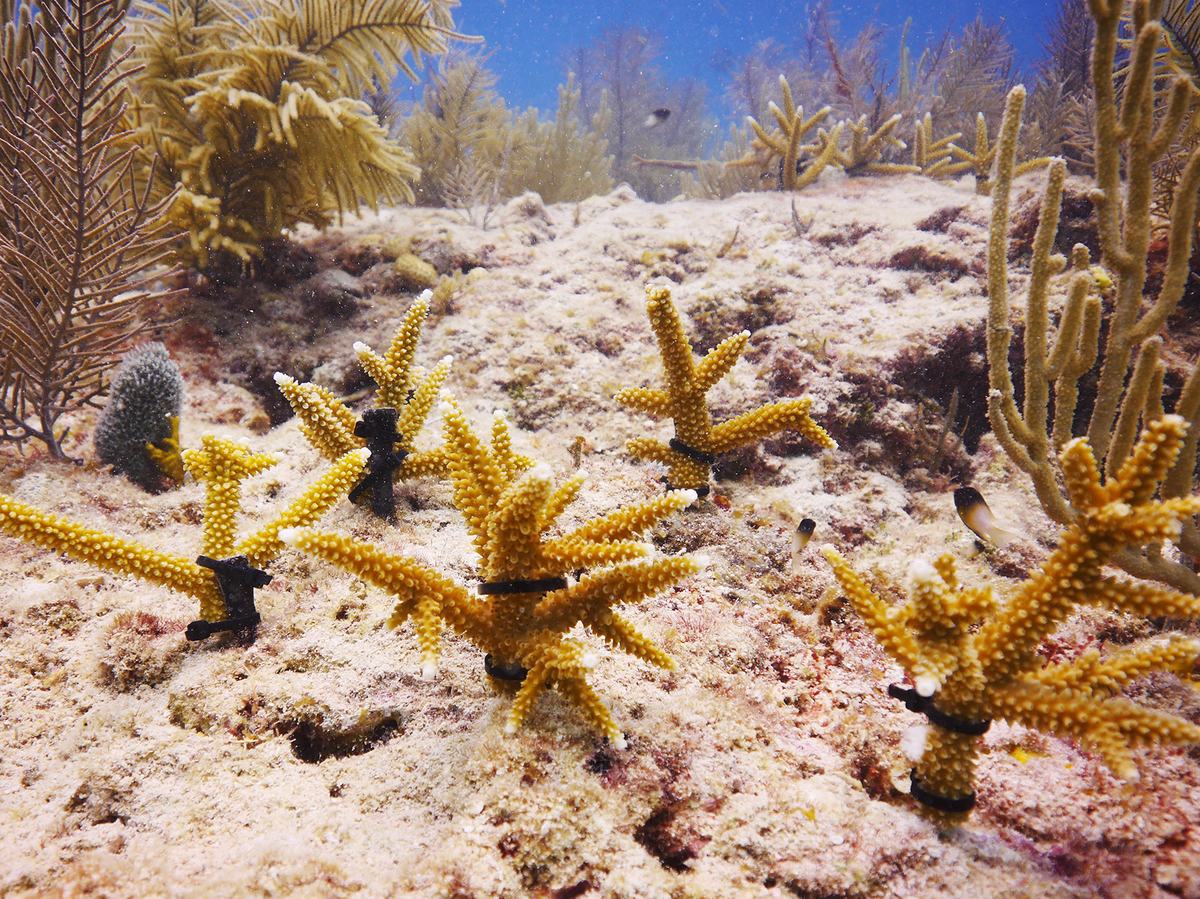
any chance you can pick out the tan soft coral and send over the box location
[823,415,1200,823]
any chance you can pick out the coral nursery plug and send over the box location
[822,416,1200,823]
[616,284,835,495]
[282,400,703,746]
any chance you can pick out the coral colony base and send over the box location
[2,0,1200,894]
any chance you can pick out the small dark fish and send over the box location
[792,517,816,568]
[644,108,671,128]
[953,487,1016,548]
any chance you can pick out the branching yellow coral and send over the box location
[282,400,701,745]
[615,284,835,492]
[822,416,1200,822]
[0,437,366,631]
[836,115,921,177]
[944,112,1050,195]
[275,292,451,518]
[731,75,842,190]
[987,0,1200,594]
[911,113,960,178]
[146,415,185,486]
[126,0,476,267]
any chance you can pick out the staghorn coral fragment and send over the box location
[275,292,452,519]
[911,113,961,178]
[615,284,835,493]
[282,400,701,745]
[823,416,1200,823]
[0,437,366,632]
[145,416,186,488]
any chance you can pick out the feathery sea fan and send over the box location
[0,0,178,458]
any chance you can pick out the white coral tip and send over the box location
[680,488,699,504]
[900,723,928,762]
[272,371,292,385]
[440,355,454,365]
[277,526,305,546]
[504,720,517,735]
[421,661,437,680]
[612,734,628,750]
[353,446,371,460]
[740,330,751,338]
[418,288,433,302]
[908,559,939,586]
[915,675,938,698]
[437,401,455,414]
[581,652,599,669]
[529,462,553,481]
[691,553,711,570]
[352,341,370,354]
[492,408,507,420]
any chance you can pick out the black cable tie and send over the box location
[887,683,991,736]
[478,576,569,595]
[187,554,271,642]
[484,653,529,683]
[908,770,977,814]
[668,437,716,465]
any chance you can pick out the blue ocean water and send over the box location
[448,0,1054,117]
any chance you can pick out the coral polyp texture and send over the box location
[616,284,835,492]
[274,293,451,517]
[282,400,701,745]
[0,436,367,625]
[822,415,1200,823]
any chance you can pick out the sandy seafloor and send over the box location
[1,172,1199,898]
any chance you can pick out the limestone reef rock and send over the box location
[1,176,1198,897]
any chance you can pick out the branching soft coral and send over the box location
[281,400,701,745]
[836,115,920,176]
[274,292,451,518]
[730,74,843,190]
[0,436,366,634]
[615,285,836,493]
[125,0,475,268]
[823,415,1200,822]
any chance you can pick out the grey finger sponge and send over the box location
[94,343,184,491]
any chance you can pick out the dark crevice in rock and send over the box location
[284,708,404,764]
